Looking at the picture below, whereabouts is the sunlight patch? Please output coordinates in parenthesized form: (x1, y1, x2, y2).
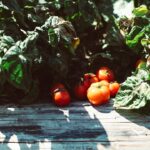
(7, 108, 15, 112)
(8, 134, 20, 150)
(113, 0, 134, 18)
(0, 131, 6, 142)
(84, 106, 97, 119)
(26, 143, 32, 148)
(59, 109, 70, 122)
(39, 139, 51, 149)
(97, 143, 110, 150)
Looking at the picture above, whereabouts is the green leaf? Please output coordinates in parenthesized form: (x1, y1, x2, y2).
(141, 38, 150, 46)
(132, 5, 149, 17)
(48, 28, 58, 47)
(41, 16, 79, 53)
(114, 69, 150, 110)
(0, 35, 15, 55)
(1, 32, 39, 92)
(1, 53, 31, 92)
(126, 26, 145, 49)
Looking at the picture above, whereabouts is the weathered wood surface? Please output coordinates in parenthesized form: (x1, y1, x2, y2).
(0, 101, 149, 150)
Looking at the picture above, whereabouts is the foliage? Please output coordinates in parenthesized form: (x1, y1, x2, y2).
(114, 4, 150, 111)
(118, 4, 150, 58)
(0, 0, 79, 103)
(114, 68, 150, 110)
(0, 0, 149, 104)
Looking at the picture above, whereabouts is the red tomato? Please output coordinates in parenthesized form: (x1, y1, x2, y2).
(74, 82, 87, 100)
(97, 67, 114, 82)
(83, 73, 99, 89)
(53, 89, 71, 107)
(109, 82, 120, 97)
(50, 83, 65, 93)
(87, 82, 110, 106)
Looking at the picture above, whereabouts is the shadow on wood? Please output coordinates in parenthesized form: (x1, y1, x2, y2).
(0, 102, 111, 150)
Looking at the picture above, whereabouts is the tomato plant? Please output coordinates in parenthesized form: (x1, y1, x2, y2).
(97, 67, 114, 82)
(87, 82, 110, 106)
(0, 0, 149, 106)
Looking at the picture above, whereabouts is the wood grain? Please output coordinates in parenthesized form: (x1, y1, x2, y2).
(0, 101, 149, 150)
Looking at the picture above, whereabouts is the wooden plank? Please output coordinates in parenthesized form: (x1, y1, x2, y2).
(0, 104, 148, 123)
(0, 101, 149, 150)
(0, 104, 114, 115)
(0, 126, 150, 143)
(0, 119, 149, 128)
(0, 125, 148, 137)
(0, 141, 150, 150)
(0, 100, 114, 110)
(0, 114, 149, 123)
(2, 115, 145, 123)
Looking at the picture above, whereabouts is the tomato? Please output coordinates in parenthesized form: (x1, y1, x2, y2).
(50, 83, 65, 93)
(109, 82, 120, 97)
(53, 89, 71, 107)
(83, 73, 99, 89)
(135, 59, 146, 69)
(74, 82, 87, 100)
(87, 82, 110, 106)
(97, 67, 114, 82)
(98, 80, 110, 87)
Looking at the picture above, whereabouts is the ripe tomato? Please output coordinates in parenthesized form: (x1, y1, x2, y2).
(74, 82, 87, 100)
(83, 73, 99, 89)
(135, 59, 146, 69)
(98, 80, 110, 87)
(97, 67, 114, 82)
(87, 82, 110, 106)
(50, 83, 65, 93)
(109, 82, 120, 97)
(53, 89, 71, 107)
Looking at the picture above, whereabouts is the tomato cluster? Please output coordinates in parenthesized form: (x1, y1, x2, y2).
(74, 73, 99, 100)
(87, 67, 120, 106)
(50, 66, 120, 107)
(73, 67, 120, 106)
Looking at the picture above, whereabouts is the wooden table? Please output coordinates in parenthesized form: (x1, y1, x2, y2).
(0, 101, 149, 150)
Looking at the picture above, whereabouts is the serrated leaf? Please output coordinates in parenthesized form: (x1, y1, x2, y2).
(114, 69, 150, 110)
